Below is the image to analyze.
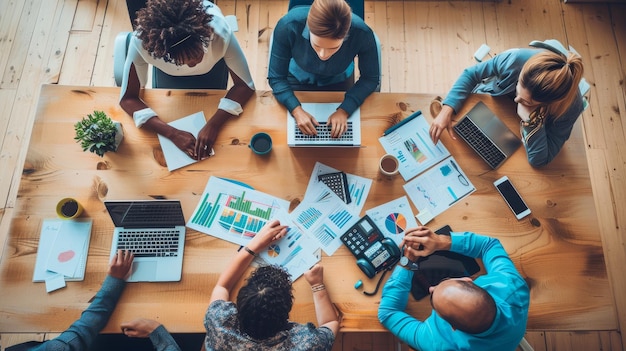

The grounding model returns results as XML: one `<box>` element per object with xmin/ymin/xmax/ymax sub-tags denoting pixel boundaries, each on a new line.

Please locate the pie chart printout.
<box><xmin>385</xmin><ymin>213</ymin><xmax>407</xmax><ymax>235</ymax></box>
<box><xmin>267</xmin><ymin>244</ymin><xmax>281</xmax><ymax>258</ymax></box>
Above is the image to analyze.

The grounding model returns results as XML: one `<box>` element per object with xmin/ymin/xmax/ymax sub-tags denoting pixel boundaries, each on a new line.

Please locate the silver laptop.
<box><xmin>287</xmin><ymin>103</ymin><xmax>361</xmax><ymax>147</ymax></box>
<box><xmin>106</xmin><ymin>200</ymin><xmax>186</xmax><ymax>282</ymax></box>
<box><xmin>453</xmin><ymin>101</ymin><xmax>521</xmax><ymax>169</ymax></box>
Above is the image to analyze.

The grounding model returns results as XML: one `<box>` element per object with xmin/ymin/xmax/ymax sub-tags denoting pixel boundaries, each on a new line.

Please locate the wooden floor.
<box><xmin>1</xmin><ymin>0</ymin><xmax>625</xmax><ymax>350</ymax></box>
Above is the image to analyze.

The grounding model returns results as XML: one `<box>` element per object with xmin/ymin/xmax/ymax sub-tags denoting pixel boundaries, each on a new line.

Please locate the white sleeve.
<box><xmin>119</xmin><ymin>36</ymin><xmax>150</xmax><ymax>100</ymax></box>
<box><xmin>222</xmin><ymin>31</ymin><xmax>255</xmax><ymax>89</ymax></box>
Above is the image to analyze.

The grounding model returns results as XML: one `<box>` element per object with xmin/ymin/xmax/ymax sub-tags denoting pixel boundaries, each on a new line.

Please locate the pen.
<box><xmin>382</xmin><ymin>110</ymin><xmax>422</xmax><ymax>136</ymax></box>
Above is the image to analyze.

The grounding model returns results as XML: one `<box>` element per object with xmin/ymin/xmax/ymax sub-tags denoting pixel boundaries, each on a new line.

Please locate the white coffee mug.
<box><xmin>379</xmin><ymin>154</ymin><xmax>399</xmax><ymax>176</ymax></box>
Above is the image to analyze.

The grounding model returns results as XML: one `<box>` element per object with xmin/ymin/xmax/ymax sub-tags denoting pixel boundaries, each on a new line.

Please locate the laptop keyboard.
<box><xmin>294</xmin><ymin>122</ymin><xmax>354</xmax><ymax>142</ymax></box>
<box><xmin>117</xmin><ymin>229</ymin><xmax>180</xmax><ymax>257</ymax></box>
<box><xmin>454</xmin><ymin>117</ymin><xmax>507</xmax><ymax>169</ymax></box>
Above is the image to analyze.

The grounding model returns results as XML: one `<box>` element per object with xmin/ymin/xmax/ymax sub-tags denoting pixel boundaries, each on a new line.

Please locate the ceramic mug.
<box><xmin>249</xmin><ymin>132</ymin><xmax>272</xmax><ymax>155</ymax></box>
<box><xmin>379</xmin><ymin>154</ymin><xmax>400</xmax><ymax>176</ymax></box>
<box><xmin>56</xmin><ymin>197</ymin><xmax>83</xmax><ymax>219</ymax></box>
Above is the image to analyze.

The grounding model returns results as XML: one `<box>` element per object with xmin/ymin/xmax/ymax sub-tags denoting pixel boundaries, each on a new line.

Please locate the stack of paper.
<box><xmin>33</xmin><ymin>219</ymin><xmax>92</xmax><ymax>292</ymax></box>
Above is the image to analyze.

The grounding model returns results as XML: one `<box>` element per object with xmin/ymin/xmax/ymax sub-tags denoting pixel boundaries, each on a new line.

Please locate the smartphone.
<box><xmin>493</xmin><ymin>176</ymin><xmax>531</xmax><ymax>219</ymax></box>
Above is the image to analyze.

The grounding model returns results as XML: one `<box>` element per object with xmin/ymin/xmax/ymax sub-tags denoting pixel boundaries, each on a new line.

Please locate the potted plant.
<box><xmin>74</xmin><ymin>110</ymin><xmax>123</xmax><ymax>157</ymax></box>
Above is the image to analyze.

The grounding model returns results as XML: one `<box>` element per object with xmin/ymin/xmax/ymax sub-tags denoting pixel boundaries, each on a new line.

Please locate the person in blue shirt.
<box><xmin>8</xmin><ymin>251</ymin><xmax>182</xmax><ymax>351</ymax></box>
<box><xmin>268</xmin><ymin>0</ymin><xmax>380</xmax><ymax>138</ymax></box>
<box><xmin>378</xmin><ymin>227</ymin><xmax>530</xmax><ymax>351</ymax></box>
<box><xmin>429</xmin><ymin>44</ymin><xmax>584</xmax><ymax>167</ymax></box>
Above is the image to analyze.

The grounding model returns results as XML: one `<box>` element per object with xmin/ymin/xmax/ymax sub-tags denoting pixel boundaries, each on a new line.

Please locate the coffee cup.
<box><xmin>249</xmin><ymin>132</ymin><xmax>272</xmax><ymax>155</ymax></box>
<box><xmin>379</xmin><ymin>154</ymin><xmax>399</xmax><ymax>176</ymax></box>
<box><xmin>56</xmin><ymin>197</ymin><xmax>83</xmax><ymax>219</ymax></box>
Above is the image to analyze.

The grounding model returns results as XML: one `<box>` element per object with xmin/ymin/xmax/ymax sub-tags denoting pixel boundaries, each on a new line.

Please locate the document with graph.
<box><xmin>378</xmin><ymin>111</ymin><xmax>451</xmax><ymax>181</ymax></box>
<box><xmin>187</xmin><ymin>176</ymin><xmax>319</xmax><ymax>280</ymax></box>
<box><xmin>291</xmin><ymin>184</ymin><xmax>360</xmax><ymax>256</ymax></box>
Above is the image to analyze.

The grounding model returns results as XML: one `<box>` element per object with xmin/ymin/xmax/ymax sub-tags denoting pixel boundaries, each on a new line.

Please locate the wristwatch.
<box><xmin>399</xmin><ymin>256</ymin><xmax>420</xmax><ymax>271</ymax></box>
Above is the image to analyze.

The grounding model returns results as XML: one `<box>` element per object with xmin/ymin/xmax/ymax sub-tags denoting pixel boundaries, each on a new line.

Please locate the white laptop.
<box><xmin>287</xmin><ymin>102</ymin><xmax>361</xmax><ymax>147</ymax></box>
<box><xmin>106</xmin><ymin>200</ymin><xmax>186</xmax><ymax>282</ymax></box>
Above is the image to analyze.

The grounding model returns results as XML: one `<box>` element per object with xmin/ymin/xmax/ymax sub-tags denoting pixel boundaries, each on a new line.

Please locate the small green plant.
<box><xmin>74</xmin><ymin>111</ymin><xmax>119</xmax><ymax>157</ymax></box>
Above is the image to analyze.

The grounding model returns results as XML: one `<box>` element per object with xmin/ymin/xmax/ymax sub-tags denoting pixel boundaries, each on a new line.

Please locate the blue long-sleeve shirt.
<box><xmin>268</xmin><ymin>6</ymin><xmax>380</xmax><ymax>116</ymax></box>
<box><xmin>378</xmin><ymin>232</ymin><xmax>530</xmax><ymax>351</ymax></box>
<box><xmin>24</xmin><ymin>275</ymin><xmax>180</xmax><ymax>351</ymax></box>
<box><xmin>442</xmin><ymin>48</ymin><xmax>583</xmax><ymax>167</ymax></box>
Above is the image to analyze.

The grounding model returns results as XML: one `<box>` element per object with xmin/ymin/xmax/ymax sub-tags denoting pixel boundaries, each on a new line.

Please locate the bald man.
<box><xmin>378</xmin><ymin>228</ymin><xmax>529</xmax><ymax>351</ymax></box>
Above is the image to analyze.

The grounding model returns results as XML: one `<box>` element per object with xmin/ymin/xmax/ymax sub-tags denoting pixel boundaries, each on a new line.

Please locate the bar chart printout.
<box><xmin>188</xmin><ymin>177</ymin><xmax>289</xmax><ymax>247</ymax></box>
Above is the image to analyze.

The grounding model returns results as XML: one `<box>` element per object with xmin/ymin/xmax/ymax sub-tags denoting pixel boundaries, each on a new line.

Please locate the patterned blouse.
<box><xmin>204</xmin><ymin>300</ymin><xmax>335</xmax><ymax>351</ymax></box>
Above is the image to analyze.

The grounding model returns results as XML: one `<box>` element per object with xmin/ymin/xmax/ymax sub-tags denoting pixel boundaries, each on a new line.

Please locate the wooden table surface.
<box><xmin>0</xmin><ymin>85</ymin><xmax>615</xmax><ymax>333</ymax></box>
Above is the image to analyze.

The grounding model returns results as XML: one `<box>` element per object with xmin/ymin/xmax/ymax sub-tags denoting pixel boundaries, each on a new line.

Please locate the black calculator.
<box><xmin>318</xmin><ymin>171</ymin><xmax>351</xmax><ymax>204</ymax></box>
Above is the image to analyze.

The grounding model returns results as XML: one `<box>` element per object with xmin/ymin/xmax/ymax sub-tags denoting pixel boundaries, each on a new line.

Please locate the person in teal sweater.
<box><xmin>378</xmin><ymin>228</ymin><xmax>530</xmax><ymax>351</ymax></box>
<box><xmin>429</xmin><ymin>44</ymin><xmax>584</xmax><ymax>167</ymax></box>
<box><xmin>268</xmin><ymin>0</ymin><xmax>380</xmax><ymax>138</ymax></box>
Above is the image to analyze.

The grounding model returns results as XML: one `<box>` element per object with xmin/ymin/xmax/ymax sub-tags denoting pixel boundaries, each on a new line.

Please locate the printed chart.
<box><xmin>366</xmin><ymin>196</ymin><xmax>418</xmax><ymax>246</ymax></box>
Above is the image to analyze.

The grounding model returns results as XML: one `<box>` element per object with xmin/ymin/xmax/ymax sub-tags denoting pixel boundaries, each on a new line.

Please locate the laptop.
<box><xmin>287</xmin><ymin>102</ymin><xmax>361</xmax><ymax>147</ymax></box>
<box><xmin>106</xmin><ymin>200</ymin><xmax>186</xmax><ymax>282</ymax></box>
<box><xmin>453</xmin><ymin>101</ymin><xmax>521</xmax><ymax>169</ymax></box>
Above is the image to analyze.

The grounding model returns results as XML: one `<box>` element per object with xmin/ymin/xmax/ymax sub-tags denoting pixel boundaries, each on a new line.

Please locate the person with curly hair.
<box><xmin>119</xmin><ymin>0</ymin><xmax>255</xmax><ymax>160</ymax></box>
<box><xmin>429</xmin><ymin>40</ymin><xmax>584</xmax><ymax>167</ymax></box>
<box><xmin>268</xmin><ymin>0</ymin><xmax>380</xmax><ymax>138</ymax></box>
<box><xmin>204</xmin><ymin>219</ymin><xmax>338</xmax><ymax>350</ymax></box>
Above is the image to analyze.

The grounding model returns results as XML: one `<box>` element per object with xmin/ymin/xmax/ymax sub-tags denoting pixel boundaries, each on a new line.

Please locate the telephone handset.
<box><xmin>340</xmin><ymin>215</ymin><xmax>401</xmax><ymax>278</ymax></box>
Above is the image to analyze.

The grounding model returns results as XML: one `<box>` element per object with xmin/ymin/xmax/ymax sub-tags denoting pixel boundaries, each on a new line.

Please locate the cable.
<box><xmin>363</xmin><ymin>269</ymin><xmax>389</xmax><ymax>296</ymax></box>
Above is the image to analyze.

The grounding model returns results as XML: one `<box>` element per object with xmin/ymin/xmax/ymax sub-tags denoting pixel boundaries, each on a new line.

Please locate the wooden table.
<box><xmin>0</xmin><ymin>85</ymin><xmax>615</xmax><ymax>333</ymax></box>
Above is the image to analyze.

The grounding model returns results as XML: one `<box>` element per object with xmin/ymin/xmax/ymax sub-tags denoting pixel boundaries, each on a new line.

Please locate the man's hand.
<box><xmin>108</xmin><ymin>250</ymin><xmax>134</xmax><ymax>280</ymax></box>
<box><xmin>120</xmin><ymin>318</ymin><xmax>161</xmax><ymax>338</ymax></box>
<box><xmin>327</xmin><ymin>109</ymin><xmax>349</xmax><ymax>138</ymax></box>
<box><xmin>292</xmin><ymin>106</ymin><xmax>319</xmax><ymax>135</ymax></box>
<box><xmin>429</xmin><ymin>105</ymin><xmax>456</xmax><ymax>144</ymax></box>
<box><xmin>401</xmin><ymin>227</ymin><xmax>452</xmax><ymax>258</ymax></box>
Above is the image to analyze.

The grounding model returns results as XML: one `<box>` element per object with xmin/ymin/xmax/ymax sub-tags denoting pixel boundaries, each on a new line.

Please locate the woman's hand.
<box><xmin>292</xmin><ymin>106</ymin><xmax>319</xmax><ymax>135</ymax></box>
<box><xmin>328</xmin><ymin>109</ymin><xmax>349</xmax><ymax>138</ymax></box>
<box><xmin>429</xmin><ymin>105</ymin><xmax>456</xmax><ymax>144</ymax></box>
<box><xmin>247</xmin><ymin>219</ymin><xmax>288</xmax><ymax>253</ymax></box>
<box><xmin>304</xmin><ymin>264</ymin><xmax>324</xmax><ymax>286</ymax></box>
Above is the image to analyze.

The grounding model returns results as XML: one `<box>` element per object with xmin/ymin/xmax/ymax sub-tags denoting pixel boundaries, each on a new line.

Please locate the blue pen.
<box><xmin>382</xmin><ymin>110</ymin><xmax>422</xmax><ymax>136</ymax></box>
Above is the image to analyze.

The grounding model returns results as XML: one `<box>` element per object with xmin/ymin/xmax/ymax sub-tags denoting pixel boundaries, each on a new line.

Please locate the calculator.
<box><xmin>318</xmin><ymin>171</ymin><xmax>351</xmax><ymax>204</ymax></box>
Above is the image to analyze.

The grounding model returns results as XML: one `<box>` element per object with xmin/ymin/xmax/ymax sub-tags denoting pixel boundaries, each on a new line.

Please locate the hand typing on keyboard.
<box><xmin>291</xmin><ymin>105</ymin><xmax>320</xmax><ymax>135</ymax></box>
<box><xmin>327</xmin><ymin>108</ymin><xmax>349</xmax><ymax>138</ymax></box>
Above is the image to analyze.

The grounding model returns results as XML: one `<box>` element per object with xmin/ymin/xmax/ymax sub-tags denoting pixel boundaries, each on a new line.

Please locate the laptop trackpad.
<box><xmin>130</xmin><ymin>260</ymin><xmax>158</xmax><ymax>282</ymax></box>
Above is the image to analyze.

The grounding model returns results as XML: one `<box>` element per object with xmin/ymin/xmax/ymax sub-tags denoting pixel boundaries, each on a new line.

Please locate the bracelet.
<box><xmin>238</xmin><ymin>246</ymin><xmax>257</xmax><ymax>257</ymax></box>
<box><xmin>311</xmin><ymin>284</ymin><xmax>326</xmax><ymax>293</ymax></box>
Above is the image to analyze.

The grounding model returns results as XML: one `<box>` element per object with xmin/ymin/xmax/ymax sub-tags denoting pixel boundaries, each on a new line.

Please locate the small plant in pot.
<box><xmin>74</xmin><ymin>110</ymin><xmax>123</xmax><ymax>157</ymax></box>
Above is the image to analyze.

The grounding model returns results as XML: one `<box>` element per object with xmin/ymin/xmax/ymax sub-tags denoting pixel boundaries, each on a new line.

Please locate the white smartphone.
<box><xmin>493</xmin><ymin>176</ymin><xmax>531</xmax><ymax>219</ymax></box>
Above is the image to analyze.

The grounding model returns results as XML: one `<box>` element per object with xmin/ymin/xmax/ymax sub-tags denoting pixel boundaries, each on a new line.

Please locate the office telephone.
<box><xmin>340</xmin><ymin>215</ymin><xmax>401</xmax><ymax>278</ymax></box>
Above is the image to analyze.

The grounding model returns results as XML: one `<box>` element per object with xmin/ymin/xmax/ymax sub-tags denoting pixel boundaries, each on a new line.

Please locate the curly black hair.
<box><xmin>135</xmin><ymin>0</ymin><xmax>214</xmax><ymax>65</ymax></box>
<box><xmin>236</xmin><ymin>265</ymin><xmax>294</xmax><ymax>340</ymax></box>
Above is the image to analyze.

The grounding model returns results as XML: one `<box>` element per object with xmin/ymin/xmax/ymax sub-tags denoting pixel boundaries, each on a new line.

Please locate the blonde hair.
<box><xmin>520</xmin><ymin>51</ymin><xmax>584</xmax><ymax>120</ymax></box>
<box><xmin>307</xmin><ymin>0</ymin><xmax>352</xmax><ymax>39</ymax></box>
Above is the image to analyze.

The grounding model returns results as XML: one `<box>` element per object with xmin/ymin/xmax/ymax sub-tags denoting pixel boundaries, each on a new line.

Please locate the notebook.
<box><xmin>453</xmin><ymin>101</ymin><xmax>521</xmax><ymax>169</ymax></box>
<box><xmin>106</xmin><ymin>200</ymin><xmax>186</xmax><ymax>282</ymax></box>
<box><xmin>287</xmin><ymin>103</ymin><xmax>361</xmax><ymax>147</ymax></box>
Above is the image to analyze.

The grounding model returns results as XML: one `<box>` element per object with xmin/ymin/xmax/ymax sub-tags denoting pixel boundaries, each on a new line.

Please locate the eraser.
<box><xmin>354</xmin><ymin>280</ymin><xmax>363</xmax><ymax>289</ymax></box>
<box><xmin>474</xmin><ymin>44</ymin><xmax>491</xmax><ymax>62</ymax></box>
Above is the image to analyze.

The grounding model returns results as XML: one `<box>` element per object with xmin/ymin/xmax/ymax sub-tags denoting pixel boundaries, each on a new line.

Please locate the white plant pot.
<box><xmin>113</xmin><ymin>121</ymin><xmax>124</xmax><ymax>151</ymax></box>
